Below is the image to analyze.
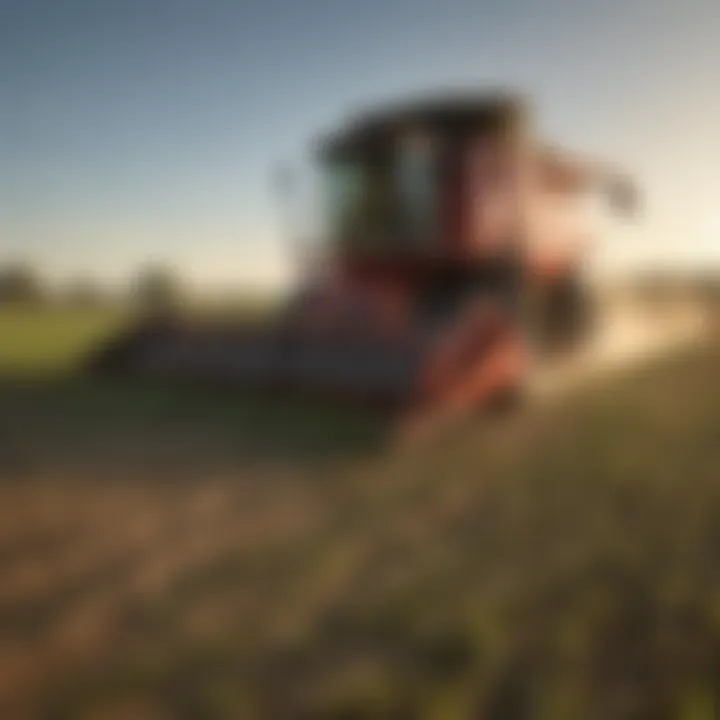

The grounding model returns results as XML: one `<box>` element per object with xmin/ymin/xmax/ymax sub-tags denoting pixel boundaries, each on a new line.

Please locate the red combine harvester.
<box><xmin>89</xmin><ymin>92</ymin><xmax>636</xmax><ymax>426</ymax></box>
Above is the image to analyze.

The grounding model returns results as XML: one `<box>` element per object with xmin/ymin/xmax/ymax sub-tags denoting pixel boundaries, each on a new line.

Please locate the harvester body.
<box><xmin>90</xmin><ymin>93</ymin><xmax>635</xmax><ymax>422</ymax></box>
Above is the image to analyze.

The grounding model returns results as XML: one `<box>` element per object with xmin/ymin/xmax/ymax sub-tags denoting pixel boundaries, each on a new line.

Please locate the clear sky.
<box><xmin>2</xmin><ymin>0</ymin><xmax>719</xmax><ymax>290</ymax></box>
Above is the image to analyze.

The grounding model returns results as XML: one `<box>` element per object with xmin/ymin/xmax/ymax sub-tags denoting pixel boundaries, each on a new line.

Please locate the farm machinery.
<box><xmin>89</xmin><ymin>92</ymin><xmax>639</xmax><ymax>425</ymax></box>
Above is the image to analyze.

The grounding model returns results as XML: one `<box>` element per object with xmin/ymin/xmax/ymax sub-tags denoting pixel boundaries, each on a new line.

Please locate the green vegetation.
<box><xmin>0</xmin><ymin>307</ymin><xmax>719</xmax><ymax>718</ymax></box>
<box><xmin>0</xmin><ymin>301</ymin><xmax>274</xmax><ymax>377</ymax></box>
<box><xmin>0</xmin><ymin>306</ymin><xmax>129</xmax><ymax>376</ymax></box>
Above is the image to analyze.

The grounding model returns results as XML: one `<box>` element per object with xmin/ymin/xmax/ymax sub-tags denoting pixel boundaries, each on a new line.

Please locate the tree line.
<box><xmin>0</xmin><ymin>262</ymin><xmax>184</xmax><ymax>309</ymax></box>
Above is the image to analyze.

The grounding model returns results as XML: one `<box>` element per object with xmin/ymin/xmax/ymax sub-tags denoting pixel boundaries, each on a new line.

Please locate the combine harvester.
<box><xmin>89</xmin><ymin>92</ymin><xmax>709</xmax><ymax>427</ymax></box>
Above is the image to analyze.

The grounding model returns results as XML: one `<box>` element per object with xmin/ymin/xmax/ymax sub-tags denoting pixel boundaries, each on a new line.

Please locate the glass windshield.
<box><xmin>322</xmin><ymin>134</ymin><xmax>439</xmax><ymax>252</ymax></box>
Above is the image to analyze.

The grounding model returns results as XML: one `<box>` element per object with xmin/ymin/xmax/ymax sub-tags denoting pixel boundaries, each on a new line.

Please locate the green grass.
<box><xmin>0</xmin><ymin>306</ymin><xmax>719</xmax><ymax>718</ymax></box>
<box><xmin>0</xmin><ymin>305</ymin><xmax>129</xmax><ymax>375</ymax></box>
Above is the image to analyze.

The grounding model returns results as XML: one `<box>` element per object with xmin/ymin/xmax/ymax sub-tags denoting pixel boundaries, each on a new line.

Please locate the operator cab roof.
<box><xmin>314</xmin><ymin>90</ymin><xmax>636</xmax><ymax>209</ymax></box>
<box><xmin>317</xmin><ymin>90</ymin><xmax>530</xmax><ymax>160</ymax></box>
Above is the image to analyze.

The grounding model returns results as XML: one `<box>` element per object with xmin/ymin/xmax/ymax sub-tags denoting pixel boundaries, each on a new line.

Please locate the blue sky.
<box><xmin>1</xmin><ymin>0</ymin><xmax>719</xmax><ymax>289</ymax></box>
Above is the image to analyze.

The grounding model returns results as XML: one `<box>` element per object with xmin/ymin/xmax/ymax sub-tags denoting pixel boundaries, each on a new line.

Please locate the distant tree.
<box><xmin>0</xmin><ymin>262</ymin><xmax>44</xmax><ymax>304</ymax></box>
<box><xmin>131</xmin><ymin>264</ymin><xmax>184</xmax><ymax>310</ymax></box>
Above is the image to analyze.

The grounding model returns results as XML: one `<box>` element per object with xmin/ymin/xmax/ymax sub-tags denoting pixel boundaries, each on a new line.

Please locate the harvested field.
<box><xmin>1</xmin><ymin>307</ymin><xmax>719</xmax><ymax>718</ymax></box>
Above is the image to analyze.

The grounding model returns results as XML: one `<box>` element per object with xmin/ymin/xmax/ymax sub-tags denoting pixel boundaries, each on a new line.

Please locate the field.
<box><xmin>1</xmin><ymin>306</ymin><xmax>720</xmax><ymax>719</ymax></box>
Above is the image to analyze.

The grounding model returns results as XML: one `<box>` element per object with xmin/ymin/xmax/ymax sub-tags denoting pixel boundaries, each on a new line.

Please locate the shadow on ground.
<box><xmin>0</xmin><ymin>376</ymin><xmax>388</xmax><ymax>481</ymax></box>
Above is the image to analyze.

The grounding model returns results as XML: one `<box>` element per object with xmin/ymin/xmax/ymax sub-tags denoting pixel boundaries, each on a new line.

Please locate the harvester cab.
<box><xmin>285</xmin><ymin>93</ymin><xmax>635</xmax><ymax>372</ymax></box>
<box><xmin>89</xmin><ymin>92</ymin><xmax>637</xmax><ymax>425</ymax></box>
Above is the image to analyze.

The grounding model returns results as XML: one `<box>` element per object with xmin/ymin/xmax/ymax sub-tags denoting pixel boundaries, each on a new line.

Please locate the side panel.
<box><xmin>525</xmin><ymin>183</ymin><xmax>600</xmax><ymax>271</ymax></box>
<box><xmin>466</xmin><ymin>135</ymin><xmax>526</xmax><ymax>256</ymax></box>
